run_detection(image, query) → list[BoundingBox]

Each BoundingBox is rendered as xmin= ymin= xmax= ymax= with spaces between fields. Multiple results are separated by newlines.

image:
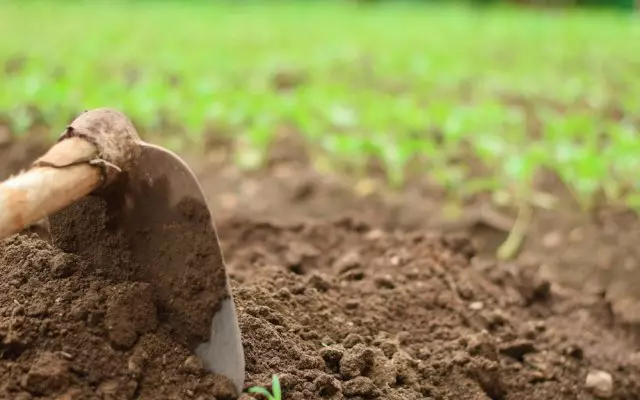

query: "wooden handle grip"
xmin=0 ymin=138 xmax=103 ymax=240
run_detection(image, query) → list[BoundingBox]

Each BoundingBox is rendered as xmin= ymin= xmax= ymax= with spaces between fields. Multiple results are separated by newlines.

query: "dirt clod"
xmin=342 ymin=376 xmax=380 ymax=398
xmin=499 ymin=339 xmax=537 ymax=361
xmin=320 ymin=346 xmax=344 ymax=372
xmin=182 ymin=355 xmax=205 ymax=374
xmin=334 ymin=251 xmax=362 ymax=274
xmin=105 ymin=282 xmax=157 ymax=350
xmin=342 ymin=333 xmax=365 ymax=349
xmin=340 ymin=344 xmax=374 ymax=379
xmin=313 ymin=373 xmax=342 ymax=397
xmin=21 ymin=352 xmax=70 ymax=396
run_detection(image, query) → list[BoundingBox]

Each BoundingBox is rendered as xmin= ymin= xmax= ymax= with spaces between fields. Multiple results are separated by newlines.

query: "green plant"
xmin=248 ymin=374 xmax=282 ymax=400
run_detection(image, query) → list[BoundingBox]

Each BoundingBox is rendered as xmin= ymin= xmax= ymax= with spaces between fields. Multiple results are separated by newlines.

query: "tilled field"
xmin=0 ymin=137 xmax=639 ymax=399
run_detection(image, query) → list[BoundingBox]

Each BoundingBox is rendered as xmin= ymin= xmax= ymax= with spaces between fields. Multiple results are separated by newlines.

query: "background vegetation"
xmin=0 ymin=0 xmax=639 ymax=223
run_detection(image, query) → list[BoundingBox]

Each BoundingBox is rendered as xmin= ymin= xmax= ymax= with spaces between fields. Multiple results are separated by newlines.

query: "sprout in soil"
xmin=248 ymin=374 xmax=282 ymax=400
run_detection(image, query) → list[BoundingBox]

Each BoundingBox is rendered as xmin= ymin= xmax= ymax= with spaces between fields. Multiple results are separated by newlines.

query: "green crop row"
xmin=1 ymin=1 xmax=639 ymax=224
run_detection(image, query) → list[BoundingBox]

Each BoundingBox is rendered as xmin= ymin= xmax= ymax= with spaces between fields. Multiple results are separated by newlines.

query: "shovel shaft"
xmin=0 ymin=138 xmax=103 ymax=241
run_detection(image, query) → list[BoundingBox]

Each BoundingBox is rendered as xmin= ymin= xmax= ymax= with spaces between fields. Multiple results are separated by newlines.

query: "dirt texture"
xmin=0 ymin=136 xmax=639 ymax=399
xmin=47 ymin=171 xmax=231 ymax=349
xmin=0 ymin=233 xmax=236 ymax=400
xmin=222 ymin=216 xmax=640 ymax=400
xmin=189 ymin=134 xmax=640 ymax=327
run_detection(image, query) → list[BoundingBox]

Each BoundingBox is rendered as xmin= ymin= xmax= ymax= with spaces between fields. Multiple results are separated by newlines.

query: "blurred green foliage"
xmin=0 ymin=0 xmax=639 ymax=214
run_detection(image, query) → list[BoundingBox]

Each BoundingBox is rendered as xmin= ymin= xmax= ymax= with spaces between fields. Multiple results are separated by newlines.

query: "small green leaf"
xmin=247 ymin=387 xmax=274 ymax=399
xmin=272 ymin=375 xmax=282 ymax=400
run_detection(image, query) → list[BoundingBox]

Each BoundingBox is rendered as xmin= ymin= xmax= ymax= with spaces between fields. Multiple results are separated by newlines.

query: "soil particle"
xmin=339 ymin=344 xmax=374 ymax=379
xmin=307 ymin=273 xmax=333 ymax=292
xmin=342 ymin=376 xmax=380 ymax=398
xmin=320 ymin=346 xmax=344 ymax=371
xmin=313 ymin=373 xmax=341 ymax=397
xmin=465 ymin=356 xmax=503 ymax=399
xmin=104 ymin=282 xmax=158 ymax=350
xmin=342 ymin=334 xmax=365 ymax=349
xmin=21 ymin=352 xmax=70 ymax=396
xmin=182 ymin=355 xmax=205 ymax=374
xmin=334 ymin=251 xmax=362 ymax=274
xmin=499 ymin=339 xmax=537 ymax=361
xmin=586 ymin=370 xmax=614 ymax=398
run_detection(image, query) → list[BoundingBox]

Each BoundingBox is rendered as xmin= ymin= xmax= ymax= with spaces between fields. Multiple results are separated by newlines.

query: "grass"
xmin=1 ymin=0 xmax=640 ymax=257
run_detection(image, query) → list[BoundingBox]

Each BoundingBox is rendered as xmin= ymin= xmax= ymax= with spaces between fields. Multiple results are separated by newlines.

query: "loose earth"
xmin=0 ymin=137 xmax=639 ymax=400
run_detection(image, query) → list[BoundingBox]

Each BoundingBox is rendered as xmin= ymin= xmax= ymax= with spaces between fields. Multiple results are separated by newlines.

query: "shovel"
xmin=0 ymin=108 xmax=245 ymax=395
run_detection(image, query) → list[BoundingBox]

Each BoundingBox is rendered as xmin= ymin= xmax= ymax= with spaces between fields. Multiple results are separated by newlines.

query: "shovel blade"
xmin=47 ymin=142 xmax=245 ymax=394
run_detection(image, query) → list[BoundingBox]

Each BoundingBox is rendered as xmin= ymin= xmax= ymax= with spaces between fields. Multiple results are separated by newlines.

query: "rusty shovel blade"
xmin=46 ymin=141 xmax=245 ymax=394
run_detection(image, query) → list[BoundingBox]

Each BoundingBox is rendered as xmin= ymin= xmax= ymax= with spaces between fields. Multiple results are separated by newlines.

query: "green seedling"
xmin=248 ymin=375 xmax=282 ymax=400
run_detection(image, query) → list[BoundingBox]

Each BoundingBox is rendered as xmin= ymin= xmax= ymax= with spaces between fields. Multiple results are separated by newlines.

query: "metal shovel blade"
xmin=47 ymin=141 xmax=245 ymax=394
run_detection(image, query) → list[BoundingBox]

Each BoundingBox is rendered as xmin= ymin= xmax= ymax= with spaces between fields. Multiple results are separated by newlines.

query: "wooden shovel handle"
xmin=0 ymin=137 xmax=103 ymax=240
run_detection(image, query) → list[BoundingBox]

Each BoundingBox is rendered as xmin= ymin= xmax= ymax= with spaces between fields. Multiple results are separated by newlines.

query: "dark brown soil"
xmin=0 ymin=234 xmax=236 ymax=400
xmin=0 ymin=129 xmax=49 ymax=181
xmin=224 ymin=216 xmax=640 ymax=399
xmin=1 ymin=135 xmax=640 ymax=399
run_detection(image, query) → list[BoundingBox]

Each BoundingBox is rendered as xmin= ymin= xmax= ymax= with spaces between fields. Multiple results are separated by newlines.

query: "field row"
xmin=1 ymin=1 xmax=639 ymax=212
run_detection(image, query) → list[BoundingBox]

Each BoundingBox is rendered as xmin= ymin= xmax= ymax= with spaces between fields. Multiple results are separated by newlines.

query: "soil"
xmin=0 ymin=234 xmax=237 ymax=400
xmin=0 ymin=129 xmax=49 ymax=181
xmin=1 ymin=135 xmax=639 ymax=400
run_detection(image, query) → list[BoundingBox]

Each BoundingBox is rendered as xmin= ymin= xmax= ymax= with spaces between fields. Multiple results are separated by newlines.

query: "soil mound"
xmin=0 ymin=234 xmax=236 ymax=400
